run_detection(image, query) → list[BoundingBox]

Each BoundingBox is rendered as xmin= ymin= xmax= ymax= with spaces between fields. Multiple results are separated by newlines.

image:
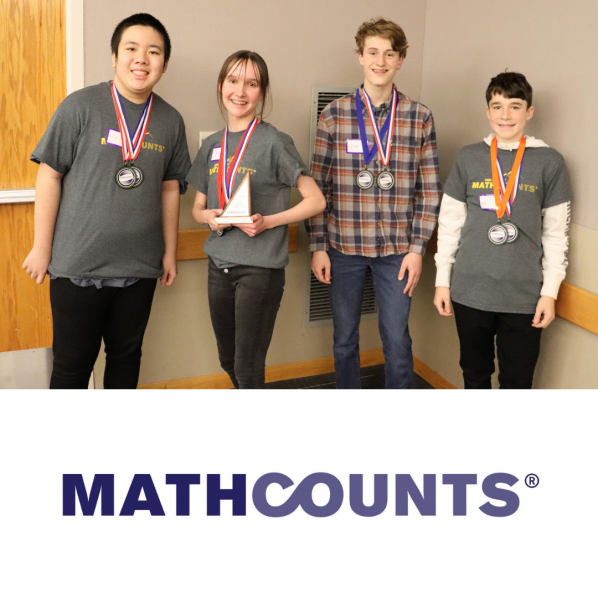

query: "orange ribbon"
xmin=491 ymin=136 xmax=526 ymax=220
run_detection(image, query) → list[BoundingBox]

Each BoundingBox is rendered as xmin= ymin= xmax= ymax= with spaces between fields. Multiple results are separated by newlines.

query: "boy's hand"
xmin=433 ymin=287 xmax=453 ymax=316
xmin=235 ymin=214 xmax=270 ymax=237
xmin=22 ymin=247 xmax=51 ymax=284
xmin=398 ymin=252 xmax=423 ymax=296
xmin=532 ymin=296 xmax=555 ymax=328
xmin=203 ymin=209 xmax=227 ymax=231
xmin=161 ymin=254 xmax=178 ymax=287
xmin=312 ymin=251 xmax=331 ymax=284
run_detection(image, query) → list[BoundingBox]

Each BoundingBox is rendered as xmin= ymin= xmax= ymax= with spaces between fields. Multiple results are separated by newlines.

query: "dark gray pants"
xmin=208 ymin=258 xmax=285 ymax=389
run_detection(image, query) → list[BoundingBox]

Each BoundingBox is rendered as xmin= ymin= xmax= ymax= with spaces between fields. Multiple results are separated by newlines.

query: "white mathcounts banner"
xmin=0 ymin=394 xmax=595 ymax=597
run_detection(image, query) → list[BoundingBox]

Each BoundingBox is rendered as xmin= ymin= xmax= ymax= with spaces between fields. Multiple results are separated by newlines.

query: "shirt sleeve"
xmin=542 ymin=152 xmax=573 ymax=210
xmin=305 ymin=112 xmax=334 ymax=252
xmin=30 ymin=94 xmax=83 ymax=174
xmin=185 ymin=140 xmax=213 ymax=195
xmin=275 ymin=141 xmax=311 ymax=187
xmin=540 ymin=201 xmax=571 ymax=299
xmin=442 ymin=149 xmax=468 ymax=203
xmin=434 ymin=194 xmax=467 ymax=287
xmin=409 ymin=111 xmax=442 ymax=255
xmin=163 ymin=117 xmax=192 ymax=195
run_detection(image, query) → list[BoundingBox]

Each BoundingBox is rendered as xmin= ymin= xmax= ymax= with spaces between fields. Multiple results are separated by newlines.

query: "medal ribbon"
xmin=355 ymin=87 xmax=397 ymax=167
xmin=217 ymin=118 xmax=259 ymax=209
xmin=111 ymin=81 xmax=154 ymax=163
xmin=491 ymin=136 xmax=526 ymax=220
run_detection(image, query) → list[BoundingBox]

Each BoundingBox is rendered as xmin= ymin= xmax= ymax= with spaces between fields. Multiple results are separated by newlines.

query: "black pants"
xmin=452 ymin=301 xmax=543 ymax=389
xmin=208 ymin=259 xmax=285 ymax=389
xmin=49 ymin=278 xmax=157 ymax=389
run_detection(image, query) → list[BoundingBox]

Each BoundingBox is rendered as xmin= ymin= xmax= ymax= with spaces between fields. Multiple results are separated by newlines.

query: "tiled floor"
xmin=264 ymin=364 xmax=434 ymax=389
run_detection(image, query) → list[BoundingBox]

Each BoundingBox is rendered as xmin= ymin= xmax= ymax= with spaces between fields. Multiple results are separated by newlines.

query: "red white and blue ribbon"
xmin=355 ymin=86 xmax=398 ymax=167
xmin=494 ymin=143 xmax=525 ymax=216
xmin=111 ymin=81 xmax=154 ymax=163
xmin=217 ymin=118 xmax=259 ymax=209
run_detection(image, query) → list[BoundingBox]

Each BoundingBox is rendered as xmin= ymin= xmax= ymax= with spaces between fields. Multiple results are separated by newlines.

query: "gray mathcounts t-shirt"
xmin=443 ymin=141 xmax=572 ymax=314
xmin=31 ymin=81 xmax=191 ymax=279
xmin=186 ymin=122 xmax=310 ymax=269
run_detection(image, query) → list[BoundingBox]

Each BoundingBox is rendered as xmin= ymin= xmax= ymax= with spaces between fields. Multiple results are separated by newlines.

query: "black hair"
xmin=486 ymin=72 xmax=533 ymax=107
xmin=111 ymin=13 xmax=171 ymax=63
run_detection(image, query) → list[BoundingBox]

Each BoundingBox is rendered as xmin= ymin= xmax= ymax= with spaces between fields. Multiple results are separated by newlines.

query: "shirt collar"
xmin=359 ymin=84 xmax=397 ymax=117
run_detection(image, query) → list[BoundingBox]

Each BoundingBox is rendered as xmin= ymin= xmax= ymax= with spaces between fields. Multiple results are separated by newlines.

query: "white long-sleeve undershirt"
xmin=435 ymin=135 xmax=571 ymax=300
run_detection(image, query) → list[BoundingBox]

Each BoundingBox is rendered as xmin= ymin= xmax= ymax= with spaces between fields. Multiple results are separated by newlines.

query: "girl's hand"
xmin=203 ymin=209 xmax=227 ymax=231
xmin=235 ymin=214 xmax=271 ymax=237
xmin=161 ymin=254 xmax=178 ymax=287
xmin=532 ymin=296 xmax=555 ymax=328
xmin=22 ymin=247 xmax=51 ymax=284
xmin=433 ymin=287 xmax=453 ymax=316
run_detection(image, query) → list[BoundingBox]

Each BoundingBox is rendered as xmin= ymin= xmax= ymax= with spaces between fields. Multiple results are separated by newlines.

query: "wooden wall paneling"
xmin=0 ymin=0 xmax=65 ymax=352
xmin=0 ymin=203 xmax=52 ymax=351
xmin=0 ymin=0 xmax=66 ymax=187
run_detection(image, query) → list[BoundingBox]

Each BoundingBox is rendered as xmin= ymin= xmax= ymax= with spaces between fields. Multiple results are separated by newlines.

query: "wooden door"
xmin=0 ymin=0 xmax=66 ymax=352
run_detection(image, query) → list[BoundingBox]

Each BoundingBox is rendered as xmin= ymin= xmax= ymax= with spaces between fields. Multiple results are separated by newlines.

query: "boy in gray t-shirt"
xmin=433 ymin=72 xmax=572 ymax=389
xmin=23 ymin=13 xmax=191 ymax=390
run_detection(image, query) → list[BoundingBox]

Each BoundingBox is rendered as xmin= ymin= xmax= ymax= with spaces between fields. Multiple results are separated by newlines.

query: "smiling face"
xmin=112 ymin=25 xmax=168 ymax=103
xmin=486 ymin=93 xmax=534 ymax=144
xmin=220 ymin=59 xmax=263 ymax=129
xmin=359 ymin=35 xmax=404 ymax=94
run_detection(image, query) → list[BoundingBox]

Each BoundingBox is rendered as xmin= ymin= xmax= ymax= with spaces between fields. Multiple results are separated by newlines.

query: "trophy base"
xmin=215 ymin=216 xmax=253 ymax=224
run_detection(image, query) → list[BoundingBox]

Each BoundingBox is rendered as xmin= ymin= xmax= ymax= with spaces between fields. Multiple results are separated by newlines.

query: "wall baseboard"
xmin=413 ymin=356 xmax=457 ymax=389
xmin=138 ymin=348 xmax=457 ymax=390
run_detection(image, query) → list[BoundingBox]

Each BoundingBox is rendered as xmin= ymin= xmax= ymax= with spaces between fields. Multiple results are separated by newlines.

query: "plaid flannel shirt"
xmin=306 ymin=86 xmax=441 ymax=256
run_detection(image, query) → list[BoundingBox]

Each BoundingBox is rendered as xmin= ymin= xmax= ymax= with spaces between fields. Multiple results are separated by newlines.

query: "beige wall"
xmin=85 ymin=0 xmax=429 ymax=385
xmin=85 ymin=0 xmax=598 ymax=388
xmin=417 ymin=0 xmax=598 ymax=388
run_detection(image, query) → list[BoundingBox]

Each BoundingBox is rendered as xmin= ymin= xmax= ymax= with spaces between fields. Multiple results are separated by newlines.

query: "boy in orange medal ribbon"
xmin=434 ymin=72 xmax=572 ymax=389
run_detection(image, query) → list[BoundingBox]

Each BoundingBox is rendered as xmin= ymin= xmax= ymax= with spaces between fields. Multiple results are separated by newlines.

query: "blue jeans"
xmin=328 ymin=247 xmax=413 ymax=389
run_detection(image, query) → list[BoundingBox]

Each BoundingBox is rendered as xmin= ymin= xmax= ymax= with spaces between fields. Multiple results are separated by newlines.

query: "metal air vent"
xmin=305 ymin=86 xmax=378 ymax=327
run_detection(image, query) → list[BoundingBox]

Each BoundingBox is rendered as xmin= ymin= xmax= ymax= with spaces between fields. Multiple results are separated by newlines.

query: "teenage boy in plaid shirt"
xmin=306 ymin=18 xmax=441 ymax=389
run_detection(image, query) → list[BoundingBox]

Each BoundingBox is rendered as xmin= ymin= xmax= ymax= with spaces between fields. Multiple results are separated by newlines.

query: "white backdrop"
xmin=0 ymin=395 xmax=595 ymax=597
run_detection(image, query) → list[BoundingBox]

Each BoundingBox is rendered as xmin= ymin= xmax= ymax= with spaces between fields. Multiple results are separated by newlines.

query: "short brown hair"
xmin=216 ymin=50 xmax=272 ymax=122
xmin=486 ymin=72 xmax=533 ymax=107
xmin=355 ymin=18 xmax=408 ymax=58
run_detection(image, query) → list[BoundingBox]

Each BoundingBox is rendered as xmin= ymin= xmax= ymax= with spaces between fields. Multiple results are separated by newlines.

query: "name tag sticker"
xmin=106 ymin=129 xmax=122 ymax=148
xmin=479 ymin=194 xmax=497 ymax=211
xmin=346 ymin=139 xmax=364 ymax=154
xmin=211 ymin=146 xmax=222 ymax=161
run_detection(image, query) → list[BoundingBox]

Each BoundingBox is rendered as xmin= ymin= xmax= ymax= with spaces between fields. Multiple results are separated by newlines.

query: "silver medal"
xmin=377 ymin=170 xmax=395 ymax=190
xmin=356 ymin=169 xmax=375 ymax=189
xmin=115 ymin=166 xmax=136 ymax=189
xmin=504 ymin=222 xmax=519 ymax=243
xmin=131 ymin=165 xmax=144 ymax=188
xmin=488 ymin=223 xmax=509 ymax=246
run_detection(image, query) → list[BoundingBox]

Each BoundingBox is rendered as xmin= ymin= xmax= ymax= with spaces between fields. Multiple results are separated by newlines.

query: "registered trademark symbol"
xmin=525 ymin=474 xmax=539 ymax=488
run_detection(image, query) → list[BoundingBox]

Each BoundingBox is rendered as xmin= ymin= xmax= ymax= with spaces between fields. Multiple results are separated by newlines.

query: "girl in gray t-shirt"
xmin=186 ymin=50 xmax=326 ymax=389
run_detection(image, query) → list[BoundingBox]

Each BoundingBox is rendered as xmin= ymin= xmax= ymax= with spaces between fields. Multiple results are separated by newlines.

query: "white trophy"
xmin=215 ymin=172 xmax=253 ymax=224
